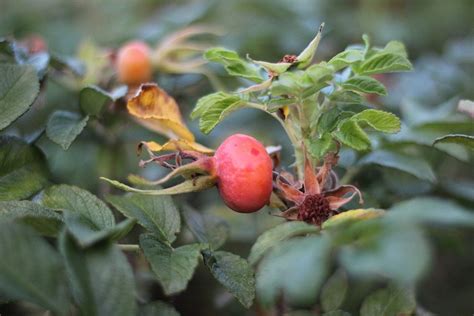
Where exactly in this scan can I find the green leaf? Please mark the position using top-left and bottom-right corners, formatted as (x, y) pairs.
(307, 133), (334, 159)
(442, 179), (474, 202)
(0, 38), (18, 59)
(305, 63), (334, 87)
(388, 197), (474, 227)
(79, 85), (113, 116)
(360, 285), (416, 316)
(316, 106), (344, 134)
(191, 92), (246, 134)
(328, 90), (364, 106)
(106, 193), (181, 244)
(42, 185), (133, 247)
(296, 23), (325, 69)
(191, 92), (232, 119)
(140, 234), (204, 295)
(270, 72), (302, 96)
(388, 123), (471, 161)
(248, 221), (319, 265)
(358, 150), (436, 183)
(328, 49), (364, 71)
(321, 270), (348, 312)
(322, 209), (385, 230)
(433, 134), (474, 151)
(256, 236), (331, 308)
(203, 250), (255, 308)
(383, 40), (408, 57)
(59, 231), (137, 316)
(0, 135), (49, 201)
(204, 48), (263, 82)
(0, 64), (39, 130)
(0, 200), (62, 236)
(46, 110), (89, 150)
(63, 213), (136, 247)
(355, 52), (412, 75)
(43, 184), (115, 229)
(182, 206), (229, 250)
(333, 119), (371, 151)
(351, 109), (400, 133)
(199, 95), (244, 134)
(339, 222), (430, 284)
(140, 301), (180, 316)
(0, 223), (69, 314)
(342, 76), (387, 96)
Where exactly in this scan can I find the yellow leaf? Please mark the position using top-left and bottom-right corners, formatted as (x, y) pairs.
(127, 83), (195, 141)
(322, 208), (385, 229)
(141, 139), (214, 155)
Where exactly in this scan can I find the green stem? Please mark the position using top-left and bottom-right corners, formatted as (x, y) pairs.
(246, 101), (304, 178)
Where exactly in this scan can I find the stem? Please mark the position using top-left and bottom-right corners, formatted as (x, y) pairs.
(246, 101), (304, 177)
(118, 244), (141, 252)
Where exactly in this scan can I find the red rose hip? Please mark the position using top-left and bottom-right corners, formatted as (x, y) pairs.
(116, 41), (152, 86)
(214, 134), (273, 213)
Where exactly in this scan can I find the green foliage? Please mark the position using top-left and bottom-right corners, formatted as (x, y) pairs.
(0, 223), (69, 314)
(434, 134), (474, 151)
(60, 232), (137, 316)
(192, 92), (243, 134)
(256, 236), (331, 307)
(107, 193), (181, 244)
(0, 135), (49, 201)
(43, 185), (135, 247)
(338, 221), (431, 284)
(320, 270), (348, 312)
(341, 76), (387, 95)
(333, 119), (371, 151)
(0, 200), (62, 236)
(204, 48), (263, 82)
(79, 85), (114, 116)
(248, 221), (319, 265)
(182, 206), (230, 250)
(388, 197), (474, 226)
(358, 150), (436, 183)
(328, 49), (364, 71)
(43, 184), (115, 228)
(140, 301), (180, 316)
(1, 8), (473, 314)
(203, 250), (255, 308)
(46, 111), (89, 150)
(0, 64), (39, 130)
(360, 285), (416, 316)
(140, 234), (205, 295)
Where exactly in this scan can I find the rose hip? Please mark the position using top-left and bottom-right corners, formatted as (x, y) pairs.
(213, 134), (273, 213)
(116, 41), (152, 86)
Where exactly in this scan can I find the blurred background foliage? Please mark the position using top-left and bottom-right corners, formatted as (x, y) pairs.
(1, 0), (473, 315)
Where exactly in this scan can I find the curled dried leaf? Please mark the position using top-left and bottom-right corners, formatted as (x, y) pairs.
(127, 83), (195, 141)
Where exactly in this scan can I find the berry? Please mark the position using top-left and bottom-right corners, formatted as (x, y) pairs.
(214, 134), (273, 213)
(116, 41), (152, 86)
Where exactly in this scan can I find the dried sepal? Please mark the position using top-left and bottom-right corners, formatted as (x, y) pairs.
(139, 139), (214, 155)
(100, 175), (217, 195)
